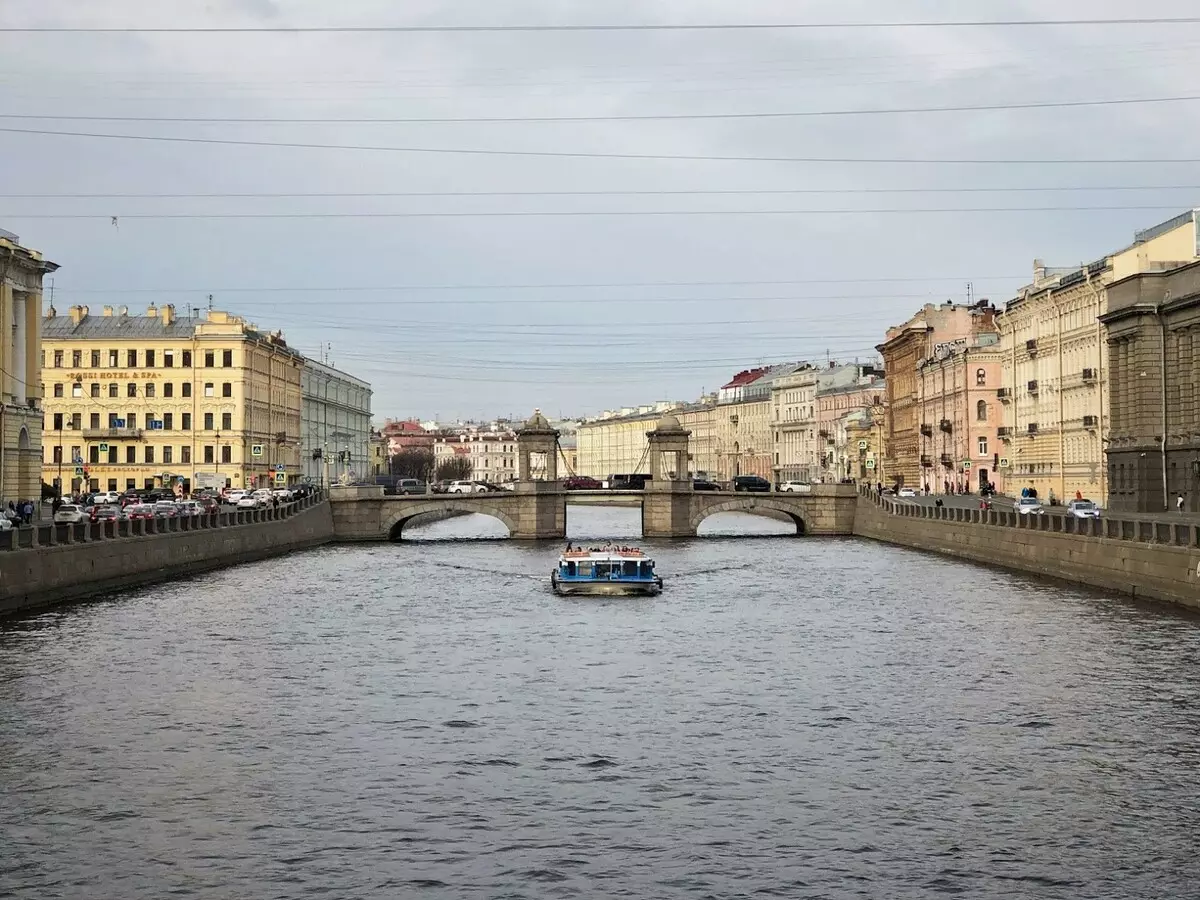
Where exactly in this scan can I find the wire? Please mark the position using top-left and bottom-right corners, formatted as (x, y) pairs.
(2, 124), (1196, 165)
(4, 18), (1200, 33)
(6, 205), (1190, 220)
(8, 94), (1200, 123)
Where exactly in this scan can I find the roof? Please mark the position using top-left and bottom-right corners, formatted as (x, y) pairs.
(720, 368), (771, 390)
(43, 314), (202, 340)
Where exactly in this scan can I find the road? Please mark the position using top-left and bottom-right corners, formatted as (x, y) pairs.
(892, 492), (1200, 525)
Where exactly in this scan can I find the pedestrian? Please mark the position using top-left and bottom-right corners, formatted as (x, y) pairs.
(1178, 492), (1186, 513)
(21, 499), (33, 525)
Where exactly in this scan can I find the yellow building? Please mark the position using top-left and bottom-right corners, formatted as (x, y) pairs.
(41, 305), (302, 495)
(997, 210), (1200, 505)
(2, 229), (57, 506)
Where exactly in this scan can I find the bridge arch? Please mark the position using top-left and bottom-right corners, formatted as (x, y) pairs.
(384, 501), (518, 541)
(690, 497), (807, 535)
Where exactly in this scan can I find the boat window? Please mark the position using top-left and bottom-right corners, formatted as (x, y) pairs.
(565, 562), (576, 576)
(577, 563), (592, 576)
(594, 563), (611, 578)
(640, 561), (654, 575)
(622, 561), (639, 576)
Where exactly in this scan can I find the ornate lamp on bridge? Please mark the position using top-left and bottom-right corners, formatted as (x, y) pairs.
(516, 409), (560, 488)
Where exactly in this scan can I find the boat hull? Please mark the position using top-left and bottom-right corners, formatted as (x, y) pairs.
(551, 573), (661, 597)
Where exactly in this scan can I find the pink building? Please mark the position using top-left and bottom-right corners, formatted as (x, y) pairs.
(381, 419), (433, 455)
(914, 335), (1006, 495)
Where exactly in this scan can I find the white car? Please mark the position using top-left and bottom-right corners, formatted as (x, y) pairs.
(1016, 497), (1044, 515)
(235, 495), (261, 509)
(226, 490), (247, 504)
(1067, 499), (1101, 519)
(54, 504), (86, 524)
(0, 515), (12, 531)
(95, 490), (120, 505)
(447, 481), (485, 494)
(897, 487), (917, 498)
(779, 481), (812, 493)
(273, 488), (293, 502)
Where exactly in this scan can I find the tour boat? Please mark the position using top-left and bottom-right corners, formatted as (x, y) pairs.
(551, 546), (663, 597)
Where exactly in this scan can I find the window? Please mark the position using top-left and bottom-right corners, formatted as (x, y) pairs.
(163, 413), (173, 430)
(147, 413), (157, 430)
(221, 446), (232, 464)
(145, 383), (156, 398)
(221, 382), (232, 398)
(53, 350), (63, 368)
(52, 413), (63, 430)
(108, 349), (118, 367)
(52, 446), (63, 464)
(163, 383), (173, 398)
(127, 383), (138, 398)
(204, 412), (214, 430)
(72, 350), (82, 367)
(145, 446), (155, 464)
(89, 413), (100, 429)
(108, 446), (117, 464)
(163, 446), (173, 464)
(182, 382), (192, 398)
(127, 349), (137, 367)
(203, 446), (214, 464)
(976, 400), (988, 422)
(164, 350), (174, 368)
(70, 445), (81, 461)
(204, 383), (214, 397)
(126, 446), (137, 464)
(91, 383), (100, 398)
(181, 446), (191, 464)
(978, 437), (989, 457)
(182, 413), (192, 431)
(108, 413), (119, 427)
(89, 445), (100, 464)
(126, 479), (136, 490)
(145, 349), (156, 367)
(975, 368), (986, 386)
(70, 413), (81, 429)
(71, 382), (82, 398)
(182, 350), (192, 367)
(108, 383), (118, 398)
(90, 350), (100, 367)
(53, 383), (63, 398)
(222, 349), (233, 367)
(204, 351), (214, 368)
(221, 412), (232, 430)
(127, 413), (137, 428)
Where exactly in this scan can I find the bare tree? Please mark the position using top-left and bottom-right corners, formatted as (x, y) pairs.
(391, 449), (435, 481)
(436, 457), (472, 482)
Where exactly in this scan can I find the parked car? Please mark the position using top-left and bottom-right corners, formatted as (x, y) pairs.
(197, 497), (221, 515)
(94, 490), (121, 505)
(90, 505), (126, 523)
(175, 500), (204, 517)
(252, 489), (275, 507)
(564, 475), (602, 490)
(226, 490), (248, 504)
(153, 501), (180, 518)
(897, 487), (917, 498)
(273, 488), (294, 502)
(607, 474), (652, 490)
(53, 504), (86, 524)
(779, 481), (812, 494)
(501, 480), (517, 491)
(1016, 497), (1045, 515)
(448, 480), (485, 494)
(236, 495), (261, 509)
(396, 479), (424, 495)
(692, 479), (721, 492)
(1067, 499), (1101, 519)
(0, 515), (11, 531)
(732, 475), (771, 493)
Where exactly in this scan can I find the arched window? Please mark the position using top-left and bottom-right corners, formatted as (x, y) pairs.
(975, 368), (987, 386)
(976, 400), (988, 422)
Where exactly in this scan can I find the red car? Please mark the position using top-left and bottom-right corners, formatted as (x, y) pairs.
(125, 504), (156, 520)
(564, 476), (603, 490)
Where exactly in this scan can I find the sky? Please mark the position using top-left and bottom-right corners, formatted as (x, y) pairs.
(3, 0), (1200, 421)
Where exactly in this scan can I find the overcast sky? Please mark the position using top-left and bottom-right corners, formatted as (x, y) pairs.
(3, 0), (1199, 421)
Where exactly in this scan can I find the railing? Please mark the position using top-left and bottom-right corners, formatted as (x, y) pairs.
(859, 484), (1200, 550)
(82, 427), (145, 440)
(0, 490), (326, 553)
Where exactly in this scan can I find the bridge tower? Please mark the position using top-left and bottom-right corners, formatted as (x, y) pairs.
(642, 414), (697, 538)
(513, 409), (566, 539)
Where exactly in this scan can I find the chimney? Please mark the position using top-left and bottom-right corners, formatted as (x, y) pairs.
(69, 305), (85, 325)
(118, 305), (128, 317)
(1033, 258), (1046, 281)
(102, 306), (114, 317)
(45, 306), (56, 319)
(147, 303), (158, 318)
(162, 304), (175, 326)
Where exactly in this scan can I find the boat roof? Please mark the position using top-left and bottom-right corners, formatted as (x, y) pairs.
(560, 547), (653, 562)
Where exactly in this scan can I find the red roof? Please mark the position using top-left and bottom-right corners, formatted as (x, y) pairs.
(383, 419), (426, 434)
(720, 368), (770, 390)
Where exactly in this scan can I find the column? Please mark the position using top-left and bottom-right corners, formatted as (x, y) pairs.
(0, 282), (12, 402)
(24, 292), (40, 407)
(12, 292), (26, 405)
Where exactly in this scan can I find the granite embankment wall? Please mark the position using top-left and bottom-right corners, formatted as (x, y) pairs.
(0, 500), (334, 618)
(853, 493), (1200, 610)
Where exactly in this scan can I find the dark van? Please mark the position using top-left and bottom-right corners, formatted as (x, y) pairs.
(732, 475), (771, 493)
(607, 473), (652, 490)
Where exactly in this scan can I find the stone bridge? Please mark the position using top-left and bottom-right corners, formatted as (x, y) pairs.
(330, 411), (857, 541)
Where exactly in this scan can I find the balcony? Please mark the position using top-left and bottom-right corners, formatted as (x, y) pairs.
(82, 427), (145, 440)
(997, 426), (1012, 439)
(940, 453), (953, 468)
(920, 423), (933, 437)
(939, 418), (953, 434)
(920, 454), (933, 468)
(1027, 423), (1039, 435)
(1082, 368), (1096, 382)
(997, 387), (1011, 401)
(1082, 415), (1098, 428)
(1026, 338), (1038, 354)
(817, 429), (830, 439)
(1027, 380), (1039, 394)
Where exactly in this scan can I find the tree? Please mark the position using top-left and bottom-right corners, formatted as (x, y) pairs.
(391, 449), (435, 481)
(436, 456), (473, 482)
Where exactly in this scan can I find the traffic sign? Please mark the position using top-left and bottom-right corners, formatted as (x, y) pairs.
(865, 459), (876, 470)
(274, 463), (285, 471)
(98, 443), (109, 453)
(274, 471), (287, 484)
(999, 457), (1011, 469)
(74, 466), (83, 477)
(251, 444), (264, 457)
(114, 418), (126, 429)
(963, 461), (973, 470)
(857, 440), (868, 450)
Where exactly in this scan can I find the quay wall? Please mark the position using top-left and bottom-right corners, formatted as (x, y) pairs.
(0, 501), (334, 618)
(853, 494), (1200, 610)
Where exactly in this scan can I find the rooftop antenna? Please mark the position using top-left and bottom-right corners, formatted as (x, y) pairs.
(207, 293), (214, 311)
(966, 282), (974, 304)
(46, 278), (55, 310)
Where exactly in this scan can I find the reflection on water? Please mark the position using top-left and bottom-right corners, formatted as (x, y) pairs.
(2, 507), (1198, 899)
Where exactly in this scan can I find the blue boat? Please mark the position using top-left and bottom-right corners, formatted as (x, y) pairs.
(551, 546), (663, 597)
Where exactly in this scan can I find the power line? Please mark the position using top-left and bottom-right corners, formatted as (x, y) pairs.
(4, 185), (1195, 199)
(3, 18), (1199, 33)
(7, 94), (1200, 123)
(3, 124), (1194, 165)
(8, 205), (1190, 220)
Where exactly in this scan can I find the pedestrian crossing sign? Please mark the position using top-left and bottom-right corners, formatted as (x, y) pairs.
(275, 471), (287, 484)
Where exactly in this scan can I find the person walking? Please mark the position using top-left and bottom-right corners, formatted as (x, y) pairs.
(1178, 492), (1186, 513)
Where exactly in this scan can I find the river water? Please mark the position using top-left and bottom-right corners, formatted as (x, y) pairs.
(3, 507), (1200, 899)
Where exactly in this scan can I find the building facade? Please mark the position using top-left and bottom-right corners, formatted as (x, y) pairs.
(816, 376), (886, 483)
(878, 302), (997, 488)
(771, 366), (819, 482)
(300, 359), (372, 486)
(433, 430), (517, 483)
(1101, 258), (1200, 513)
(41, 305), (302, 495)
(915, 336), (1005, 494)
(1, 228), (57, 506)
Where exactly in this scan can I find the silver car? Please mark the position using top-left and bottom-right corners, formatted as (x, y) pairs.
(1067, 499), (1101, 519)
(1016, 497), (1044, 515)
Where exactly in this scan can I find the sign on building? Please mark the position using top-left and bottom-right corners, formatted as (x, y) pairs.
(275, 471), (287, 484)
(251, 444), (264, 457)
(114, 419), (126, 429)
(194, 473), (221, 489)
(998, 457), (1010, 469)
(98, 443), (109, 453)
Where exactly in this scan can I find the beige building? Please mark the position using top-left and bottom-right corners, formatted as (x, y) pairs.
(433, 430), (518, 483)
(771, 366), (820, 482)
(41, 305), (302, 495)
(997, 209), (1200, 504)
(1, 229), (57, 506)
